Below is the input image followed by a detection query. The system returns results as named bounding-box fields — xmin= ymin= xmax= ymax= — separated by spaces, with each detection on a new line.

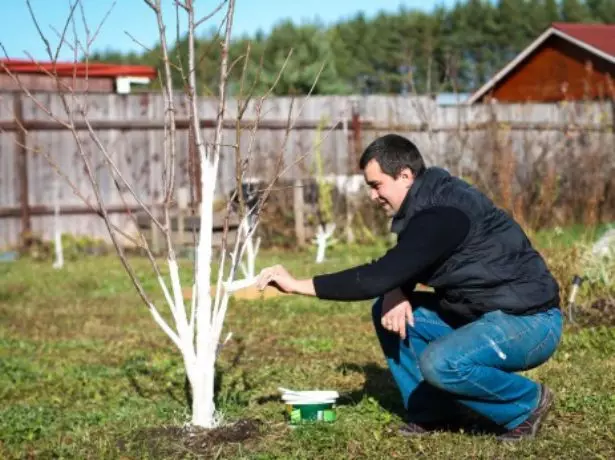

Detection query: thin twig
xmin=195 ymin=0 xmax=228 ymax=28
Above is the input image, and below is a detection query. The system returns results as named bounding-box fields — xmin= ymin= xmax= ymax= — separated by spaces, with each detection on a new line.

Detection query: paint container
xmin=280 ymin=390 xmax=339 ymax=425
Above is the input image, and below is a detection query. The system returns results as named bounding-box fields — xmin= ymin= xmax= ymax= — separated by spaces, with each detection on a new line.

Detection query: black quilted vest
xmin=393 ymin=167 xmax=560 ymax=320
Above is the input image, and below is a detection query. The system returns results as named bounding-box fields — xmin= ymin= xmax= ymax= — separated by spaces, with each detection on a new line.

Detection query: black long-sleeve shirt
xmin=312 ymin=206 xmax=471 ymax=300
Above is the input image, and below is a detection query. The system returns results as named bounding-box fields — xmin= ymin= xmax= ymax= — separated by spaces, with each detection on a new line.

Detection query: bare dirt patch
xmin=120 ymin=419 xmax=264 ymax=458
xmin=575 ymin=298 xmax=615 ymax=327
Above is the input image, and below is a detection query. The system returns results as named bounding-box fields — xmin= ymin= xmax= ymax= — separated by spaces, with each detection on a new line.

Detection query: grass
xmin=1 ymin=235 xmax=614 ymax=459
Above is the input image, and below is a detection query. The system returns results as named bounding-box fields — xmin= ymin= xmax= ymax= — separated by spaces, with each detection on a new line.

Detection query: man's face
xmin=363 ymin=159 xmax=414 ymax=216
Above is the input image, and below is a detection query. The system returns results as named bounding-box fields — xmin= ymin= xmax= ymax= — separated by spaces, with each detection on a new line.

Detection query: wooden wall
xmin=487 ymin=35 xmax=615 ymax=102
xmin=0 ymin=73 xmax=115 ymax=93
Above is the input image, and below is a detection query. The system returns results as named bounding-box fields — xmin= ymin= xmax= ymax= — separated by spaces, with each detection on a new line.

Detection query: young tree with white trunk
xmin=3 ymin=0 xmax=329 ymax=429
xmin=52 ymin=175 xmax=64 ymax=269
xmin=313 ymin=116 xmax=336 ymax=263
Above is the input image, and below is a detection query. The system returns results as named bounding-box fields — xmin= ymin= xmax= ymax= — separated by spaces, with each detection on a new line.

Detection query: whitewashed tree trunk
xmin=314 ymin=223 xmax=336 ymax=263
xmin=52 ymin=176 xmax=64 ymax=270
xmin=592 ymin=228 xmax=615 ymax=258
xmin=240 ymin=215 xmax=260 ymax=279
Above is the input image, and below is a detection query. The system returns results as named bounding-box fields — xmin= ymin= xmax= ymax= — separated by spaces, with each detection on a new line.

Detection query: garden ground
xmin=1 ymin=228 xmax=614 ymax=458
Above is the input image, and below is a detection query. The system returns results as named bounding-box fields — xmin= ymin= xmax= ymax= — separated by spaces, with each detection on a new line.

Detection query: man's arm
xmin=311 ymin=206 xmax=470 ymax=301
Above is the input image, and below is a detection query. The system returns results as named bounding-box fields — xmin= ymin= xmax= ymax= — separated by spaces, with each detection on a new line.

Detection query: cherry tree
xmin=2 ymin=0 xmax=328 ymax=429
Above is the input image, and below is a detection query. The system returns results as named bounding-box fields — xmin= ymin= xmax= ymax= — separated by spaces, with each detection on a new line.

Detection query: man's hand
xmin=381 ymin=288 xmax=414 ymax=339
xmin=256 ymin=264 xmax=296 ymax=293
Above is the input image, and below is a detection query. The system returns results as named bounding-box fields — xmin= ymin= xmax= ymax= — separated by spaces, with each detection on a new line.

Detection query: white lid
xmin=280 ymin=389 xmax=339 ymax=404
xmin=284 ymin=398 xmax=337 ymax=405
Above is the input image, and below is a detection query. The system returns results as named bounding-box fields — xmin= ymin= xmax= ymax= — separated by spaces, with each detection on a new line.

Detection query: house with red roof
xmin=0 ymin=58 xmax=157 ymax=94
xmin=468 ymin=23 xmax=615 ymax=103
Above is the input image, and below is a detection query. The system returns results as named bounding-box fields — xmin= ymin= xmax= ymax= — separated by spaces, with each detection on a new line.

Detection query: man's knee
xmin=419 ymin=342 xmax=468 ymax=390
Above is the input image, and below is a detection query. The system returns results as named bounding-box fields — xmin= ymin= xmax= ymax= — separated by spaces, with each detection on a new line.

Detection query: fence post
xmin=350 ymin=101 xmax=362 ymax=172
xmin=13 ymin=94 xmax=31 ymax=242
xmin=293 ymin=179 xmax=305 ymax=246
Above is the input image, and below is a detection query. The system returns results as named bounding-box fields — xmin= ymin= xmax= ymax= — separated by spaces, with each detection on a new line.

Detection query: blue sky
xmin=1 ymin=0 xmax=456 ymax=61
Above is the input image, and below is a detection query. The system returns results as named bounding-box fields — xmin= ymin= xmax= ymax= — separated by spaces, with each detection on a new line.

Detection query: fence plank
xmin=0 ymin=91 xmax=613 ymax=248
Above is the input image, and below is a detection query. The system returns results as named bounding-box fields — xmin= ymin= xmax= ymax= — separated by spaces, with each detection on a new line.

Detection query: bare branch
xmin=143 ymin=0 xmax=158 ymax=11
xmin=25 ymin=0 xmax=78 ymax=62
xmin=124 ymin=31 xmax=153 ymax=53
xmin=49 ymin=25 xmax=77 ymax=56
xmin=84 ymin=0 xmax=117 ymax=48
xmin=51 ymin=0 xmax=80 ymax=62
xmin=79 ymin=110 xmax=167 ymax=232
xmin=195 ymin=0 xmax=228 ymax=28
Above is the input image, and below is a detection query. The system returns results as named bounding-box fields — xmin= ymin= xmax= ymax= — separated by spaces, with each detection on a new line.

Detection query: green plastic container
xmin=286 ymin=402 xmax=336 ymax=424
xmin=280 ymin=389 xmax=339 ymax=425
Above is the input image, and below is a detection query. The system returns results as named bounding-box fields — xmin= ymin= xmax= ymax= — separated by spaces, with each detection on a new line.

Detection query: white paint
xmin=239 ymin=214 xmax=260 ymax=279
xmin=486 ymin=337 xmax=507 ymax=360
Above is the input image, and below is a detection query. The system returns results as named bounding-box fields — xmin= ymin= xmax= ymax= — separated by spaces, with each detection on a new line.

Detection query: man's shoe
xmin=398 ymin=418 xmax=468 ymax=436
xmin=496 ymin=385 xmax=554 ymax=442
xmin=398 ymin=422 xmax=431 ymax=436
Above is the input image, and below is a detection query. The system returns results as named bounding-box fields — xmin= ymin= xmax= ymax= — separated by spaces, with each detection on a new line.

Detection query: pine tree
xmin=561 ymin=0 xmax=592 ymax=22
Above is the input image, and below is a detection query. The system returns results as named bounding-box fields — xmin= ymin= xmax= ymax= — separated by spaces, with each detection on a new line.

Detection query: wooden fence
xmin=0 ymin=92 xmax=613 ymax=248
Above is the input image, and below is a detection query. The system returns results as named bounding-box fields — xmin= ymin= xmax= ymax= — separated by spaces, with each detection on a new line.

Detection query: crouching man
xmin=257 ymin=134 xmax=562 ymax=441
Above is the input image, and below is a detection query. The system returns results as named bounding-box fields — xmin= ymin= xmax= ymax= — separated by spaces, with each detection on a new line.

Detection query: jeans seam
xmin=524 ymin=329 xmax=556 ymax=368
xmin=460 ymin=370 xmax=537 ymax=418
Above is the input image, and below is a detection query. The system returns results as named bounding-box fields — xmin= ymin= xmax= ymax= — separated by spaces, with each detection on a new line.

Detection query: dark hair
xmin=359 ymin=134 xmax=425 ymax=178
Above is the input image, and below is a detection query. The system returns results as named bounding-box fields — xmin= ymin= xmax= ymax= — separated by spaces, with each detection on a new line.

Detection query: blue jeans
xmin=372 ymin=292 xmax=563 ymax=429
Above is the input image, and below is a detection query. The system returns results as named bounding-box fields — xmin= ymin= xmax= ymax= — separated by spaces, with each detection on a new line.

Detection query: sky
xmin=1 ymin=0 xmax=457 ymax=62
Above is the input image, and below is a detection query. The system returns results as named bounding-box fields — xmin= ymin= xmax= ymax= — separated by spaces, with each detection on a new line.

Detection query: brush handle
xmin=224 ymin=277 xmax=257 ymax=293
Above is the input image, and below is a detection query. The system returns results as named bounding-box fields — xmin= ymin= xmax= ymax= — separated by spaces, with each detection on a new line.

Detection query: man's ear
xmin=399 ymin=167 xmax=414 ymax=185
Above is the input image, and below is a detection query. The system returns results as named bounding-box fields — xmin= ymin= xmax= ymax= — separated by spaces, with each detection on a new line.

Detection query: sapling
xmin=313 ymin=116 xmax=336 ymax=263
xmin=3 ymin=0 xmax=324 ymax=429
xmin=592 ymin=228 xmax=615 ymax=258
xmin=52 ymin=175 xmax=64 ymax=269
xmin=314 ymin=222 xmax=336 ymax=263
xmin=238 ymin=196 xmax=261 ymax=280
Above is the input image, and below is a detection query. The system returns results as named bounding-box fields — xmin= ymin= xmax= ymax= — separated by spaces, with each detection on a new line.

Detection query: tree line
xmin=90 ymin=0 xmax=615 ymax=95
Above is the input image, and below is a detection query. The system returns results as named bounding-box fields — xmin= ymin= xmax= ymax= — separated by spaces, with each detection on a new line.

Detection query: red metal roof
xmin=0 ymin=58 xmax=157 ymax=79
xmin=552 ymin=22 xmax=615 ymax=57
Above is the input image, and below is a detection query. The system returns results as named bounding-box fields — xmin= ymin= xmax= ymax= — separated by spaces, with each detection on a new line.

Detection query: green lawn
xmin=1 ymin=239 xmax=614 ymax=459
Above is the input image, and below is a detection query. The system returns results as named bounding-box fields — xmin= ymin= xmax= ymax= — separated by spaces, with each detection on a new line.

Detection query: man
xmin=256 ymin=134 xmax=562 ymax=441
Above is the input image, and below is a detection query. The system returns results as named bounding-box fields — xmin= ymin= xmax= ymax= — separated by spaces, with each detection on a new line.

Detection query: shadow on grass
xmin=337 ymin=362 xmax=503 ymax=436
xmin=122 ymin=338 xmax=249 ymax=411
xmin=336 ymin=362 xmax=407 ymax=418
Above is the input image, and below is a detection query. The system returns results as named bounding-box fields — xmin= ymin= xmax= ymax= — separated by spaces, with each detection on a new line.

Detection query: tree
xmin=247 ymin=21 xmax=350 ymax=95
xmin=527 ymin=0 xmax=562 ymax=35
xmin=561 ymin=0 xmax=592 ymax=22
xmin=2 ymin=0 xmax=319 ymax=429
xmin=74 ymin=0 xmax=606 ymax=97
xmin=587 ymin=0 xmax=615 ymax=22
